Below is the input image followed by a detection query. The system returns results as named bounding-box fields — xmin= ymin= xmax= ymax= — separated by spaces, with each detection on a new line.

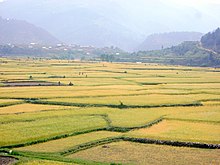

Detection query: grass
xmin=127 ymin=120 xmax=220 ymax=144
xmin=0 ymin=107 xmax=165 ymax=128
xmin=16 ymin=131 xmax=122 ymax=153
xmin=68 ymin=141 xmax=220 ymax=165
xmin=0 ymin=108 xmax=81 ymax=123
xmin=0 ymin=115 xmax=107 ymax=147
xmin=3 ymin=104 xmax=218 ymax=130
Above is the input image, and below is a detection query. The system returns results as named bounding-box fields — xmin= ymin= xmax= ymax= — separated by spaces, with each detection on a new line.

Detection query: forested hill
xmin=116 ymin=29 xmax=220 ymax=67
xmin=137 ymin=32 xmax=203 ymax=51
xmin=201 ymin=28 xmax=220 ymax=53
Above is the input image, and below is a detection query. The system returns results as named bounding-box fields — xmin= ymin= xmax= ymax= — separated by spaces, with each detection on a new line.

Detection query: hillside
xmin=0 ymin=17 xmax=60 ymax=45
xmin=113 ymin=29 xmax=220 ymax=67
xmin=137 ymin=32 xmax=203 ymax=51
xmin=201 ymin=28 xmax=220 ymax=53
xmin=117 ymin=42 xmax=220 ymax=67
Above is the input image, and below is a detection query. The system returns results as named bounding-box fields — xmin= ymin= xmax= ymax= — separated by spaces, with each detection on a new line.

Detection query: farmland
xmin=69 ymin=141 xmax=220 ymax=165
xmin=0 ymin=58 xmax=220 ymax=164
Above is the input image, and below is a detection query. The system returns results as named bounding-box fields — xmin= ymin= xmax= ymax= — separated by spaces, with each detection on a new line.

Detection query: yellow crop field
xmin=0 ymin=99 xmax=23 ymax=105
xmin=127 ymin=120 xmax=220 ymax=144
xmin=0 ymin=58 xmax=219 ymax=164
xmin=124 ymin=77 xmax=220 ymax=84
xmin=165 ymin=105 xmax=220 ymax=122
xmin=47 ymin=94 xmax=198 ymax=106
xmin=69 ymin=141 xmax=220 ymax=165
xmin=38 ymin=77 xmax=135 ymax=86
xmin=0 ymin=103 xmax=73 ymax=114
xmin=17 ymin=160 xmax=74 ymax=165
xmin=0 ymin=85 xmax=143 ymax=98
xmin=203 ymin=101 xmax=220 ymax=106
xmin=162 ymin=83 xmax=220 ymax=90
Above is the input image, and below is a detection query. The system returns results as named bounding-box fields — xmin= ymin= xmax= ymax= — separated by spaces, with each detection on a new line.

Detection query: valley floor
xmin=0 ymin=58 xmax=219 ymax=164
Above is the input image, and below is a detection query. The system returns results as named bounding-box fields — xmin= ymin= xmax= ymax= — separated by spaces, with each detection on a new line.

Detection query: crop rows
xmin=0 ymin=58 xmax=219 ymax=164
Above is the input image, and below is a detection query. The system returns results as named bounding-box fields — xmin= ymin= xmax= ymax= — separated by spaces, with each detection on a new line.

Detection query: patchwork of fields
xmin=0 ymin=58 xmax=220 ymax=164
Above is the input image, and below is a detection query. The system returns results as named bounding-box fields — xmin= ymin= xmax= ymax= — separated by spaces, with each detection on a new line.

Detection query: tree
xmin=100 ymin=54 xmax=115 ymax=62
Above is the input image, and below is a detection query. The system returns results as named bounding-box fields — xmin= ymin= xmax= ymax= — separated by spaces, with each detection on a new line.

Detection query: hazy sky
xmin=0 ymin=0 xmax=220 ymax=50
xmin=1 ymin=0 xmax=220 ymax=34
xmin=1 ymin=0 xmax=220 ymax=7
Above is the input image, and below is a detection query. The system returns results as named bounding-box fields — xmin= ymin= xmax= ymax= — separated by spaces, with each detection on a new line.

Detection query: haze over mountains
xmin=0 ymin=17 xmax=60 ymax=45
xmin=0 ymin=0 xmax=220 ymax=51
xmin=137 ymin=32 xmax=203 ymax=51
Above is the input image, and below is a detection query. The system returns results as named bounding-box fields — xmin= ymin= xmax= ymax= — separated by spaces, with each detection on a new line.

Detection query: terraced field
xmin=0 ymin=58 xmax=219 ymax=164
xmin=69 ymin=142 xmax=220 ymax=165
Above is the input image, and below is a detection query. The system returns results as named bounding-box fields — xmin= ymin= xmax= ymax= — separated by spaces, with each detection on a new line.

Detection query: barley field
xmin=0 ymin=58 xmax=219 ymax=164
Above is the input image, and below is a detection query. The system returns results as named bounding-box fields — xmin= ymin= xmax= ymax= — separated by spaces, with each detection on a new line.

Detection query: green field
xmin=0 ymin=58 xmax=219 ymax=164
xmin=17 ymin=131 xmax=122 ymax=153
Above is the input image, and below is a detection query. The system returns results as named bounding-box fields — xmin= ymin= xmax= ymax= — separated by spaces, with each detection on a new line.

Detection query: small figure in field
xmin=58 ymin=81 xmax=61 ymax=86
xmin=119 ymin=101 xmax=124 ymax=106
xmin=69 ymin=82 xmax=74 ymax=86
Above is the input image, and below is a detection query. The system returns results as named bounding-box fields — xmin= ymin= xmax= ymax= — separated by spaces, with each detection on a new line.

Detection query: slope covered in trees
xmin=120 ymin=41 xmax=219 ymax=67
xmin=115 ymin=29 xmax=220 ymax=67
xmin=137 ymin=32 xmax=203 ymax=51
xmin=201 ymin=28 xmax=220 ymax=53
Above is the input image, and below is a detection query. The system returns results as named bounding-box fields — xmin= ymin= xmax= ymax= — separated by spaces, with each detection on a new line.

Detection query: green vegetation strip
xmin=0 ymin=101 xmax=24 ymax=107
xmin=26 ymin=99 xmax=203 ymax=109
xmin=107 ymin=117 xmax=163 ymax=132
xmin=0 ymin=128 xmax=106 ymax=149
xmin=122 ymin=137 xmax=220 ymax=149
xmin=60 ymin=137 xmax=123 ymax=156
xmin=0 ymin=149 xmax=109 ymax=165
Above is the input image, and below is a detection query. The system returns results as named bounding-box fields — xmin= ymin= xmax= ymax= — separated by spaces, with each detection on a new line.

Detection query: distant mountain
xmin=1 ymin=0 xmax=220 ymax=51
xmin=0 ymin=17 xmax=60 ymax=45
xmin=42 ymin=7 xmax=140 ymax=51
xmin=201 ymin=28 xmax=220 ymax=53
xmin=137 ymin=32 xmax=203 ymax=51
